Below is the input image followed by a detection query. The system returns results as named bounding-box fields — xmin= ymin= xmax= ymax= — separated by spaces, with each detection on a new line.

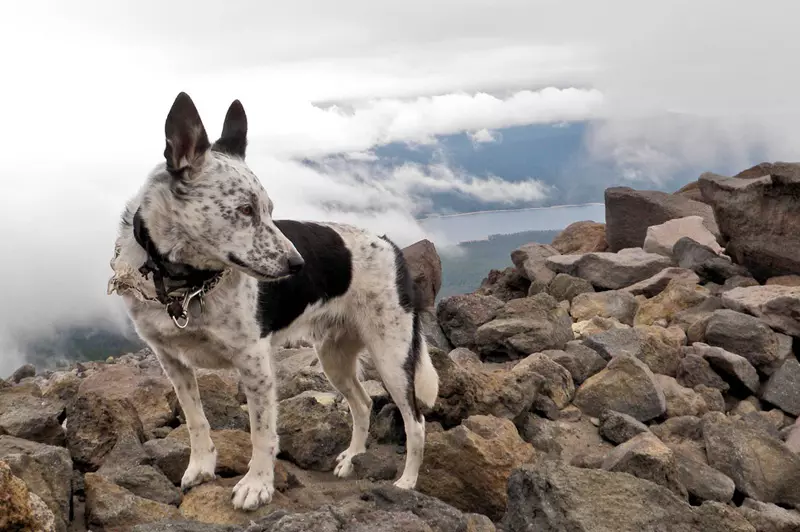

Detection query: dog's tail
xmin=413 ymin=320 xmax=439 ymax=409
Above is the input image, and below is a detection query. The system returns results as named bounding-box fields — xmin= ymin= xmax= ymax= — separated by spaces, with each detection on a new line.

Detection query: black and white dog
xmin=108 ymin=93 xmax=439 ymax=510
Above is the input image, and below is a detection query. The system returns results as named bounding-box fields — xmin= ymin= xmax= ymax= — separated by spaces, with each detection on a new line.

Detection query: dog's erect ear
xmin=164 ymin=92 xmax=210 ymax=177
xmin=212 ymin=100 xmax=248 ymax=159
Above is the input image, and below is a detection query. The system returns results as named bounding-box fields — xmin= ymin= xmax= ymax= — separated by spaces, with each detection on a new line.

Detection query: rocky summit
xmin=4 ymin=162 xmax=800 ymax=531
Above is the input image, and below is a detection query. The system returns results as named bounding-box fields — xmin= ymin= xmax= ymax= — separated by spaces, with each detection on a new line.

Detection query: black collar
xmin=133 ymin=208 xmax=224 ymax=320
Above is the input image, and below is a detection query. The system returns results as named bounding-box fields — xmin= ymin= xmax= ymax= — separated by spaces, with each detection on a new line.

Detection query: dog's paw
xmin=181 ymin=454 xmax=217 ymax=493
xmin=393 ymin=475 xmax=417 ymax=490
xmin=333 ymin=449 xmax=361 ymax=479
xmin=232 ymin=472 xmax=274 ymax=511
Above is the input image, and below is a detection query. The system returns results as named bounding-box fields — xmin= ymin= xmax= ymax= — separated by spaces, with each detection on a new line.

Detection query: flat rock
xmin=583 ymin=325 xmax=684 ymax=377
xmin=546 ymin=248 xmax=673 ymax=290
xmin=644 ymin=215 xmax=724 ymax=257
xmin=570 ymin=290 xmax=638 ymax=325
xmin=417 ymin=415 xmax=536 ymax=521
xmin=85 ymin=472 xmax=181 ymax=532
xmin=623 ymin=267 xmax=701 ymax=298
xmin=551 ymin=221 xmax=608 ymax=254
xmin=436 ymin=293 xmax=504 ymax=350
xmin=604 ymin=187 xmax=719 ymax=252
xmin=601 ymin=432 xmax=687 ymax=499
xmin=722 ymin=285 xmax=800 ymax=336
xmin=0 ymin=385 xmax=65 ymax=446
xmin=674 ymin=451 xmax=735 ymax=503
xmin=704 ymin=309 xmax=792 ymax=370
xmin=573 ymin=355 xmax=666 ymax=422
xmin=178 ymin=480 xmax=290 ymax=526
xmin=761 ymin=358 xmax=800 ymax=416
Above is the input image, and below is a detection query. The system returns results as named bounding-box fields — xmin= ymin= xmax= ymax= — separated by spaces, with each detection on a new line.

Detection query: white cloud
xmin=469 ymin=129 xmax=501 ymax=145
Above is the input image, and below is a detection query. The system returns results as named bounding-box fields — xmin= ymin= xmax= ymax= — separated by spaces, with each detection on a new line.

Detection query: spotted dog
xmin=108 ymin=93 xmax=439 ymax=511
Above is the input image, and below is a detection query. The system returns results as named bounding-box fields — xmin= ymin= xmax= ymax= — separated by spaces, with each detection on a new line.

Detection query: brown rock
xmin=570 ymin=290 xmax=638 ymax=325
xmin=551 ymin=221 xmax=608 ymax=254
xmin=0 ymin=385 xmax=65 ymax=446
xmin=546 ymin=248 xmax=673 ymax=290
xmin=402 ymin=239 xmax=442 ymax=309
xmin=721 ymin=285 xmax=800 ymax=337
xmin=601 ymin=432 xmax=687 ymax=499
xmin=167 ymin=425 xmax=252 ymax=477
xmin=84 ymin=472 xmax=181 ymax=531
xmin=623 ymin=267 xmax=701 ymax=298
xmin=634 ymin=280 xmax=710 ymax=326
xmin=510 ymin=243 xmax=559 ymax=286
xmin=475 ymin=267 xmax=530 ymax=302
xmin=436 ymin=294 xmax=504 ymax=350
xmin=767 ymin=275 xmax=800 ymax=287
xmin=0 ymin=460 xmax=57 ymax=532
xmin=513 ymin=354 xmax=574 ymax=409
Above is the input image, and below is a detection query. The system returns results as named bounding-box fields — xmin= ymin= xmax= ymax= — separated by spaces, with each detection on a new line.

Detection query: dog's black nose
xmin=287 ymin=254 xmax=305 ymax=274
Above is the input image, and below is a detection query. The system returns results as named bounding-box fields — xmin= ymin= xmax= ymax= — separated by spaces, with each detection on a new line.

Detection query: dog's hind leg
xmin=156 ymin=350 xmax=217 ymax=492
xmin=315 ymin=330 xmax=372 ymax=479
xmin=230 ymin=342 xmax=277 ymax=511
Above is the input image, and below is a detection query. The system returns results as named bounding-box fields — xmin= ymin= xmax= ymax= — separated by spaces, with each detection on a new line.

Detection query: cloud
xmin=469 ymin=129 xmax=501 ymax=145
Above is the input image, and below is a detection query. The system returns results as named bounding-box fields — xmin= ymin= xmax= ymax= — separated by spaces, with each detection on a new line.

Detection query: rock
xmin=739 ymin=498 xmax=800 ymax=532
xmin=513 ymin=354 xmax=574 ymax=408
xmin=572 ymin=316 xmax=629 ymax=340
xmin=66 ymin=389 xmax=146 ymax=471
xmin=654 ymin=375 xmax=713 ymax=418
xmin=510 ymin=242 xmax=559 ymax=286
xmin=761 ymin=358 xmax=800 ymax=416
xmin=167 ymin=426 xmax=252 ymax=477
xmin=0 ymin=385 xmax=65 ymax=446
xmin=599 ymin=410 xmax=650 ymax=444
xmin=570 ymin=290 xmax=638 ymax=325
xmin=77 ymin=363 xmax=176 ymax=433
xmin=541 ymin=342 xmax=607 ymax=385
xmin=351 ymin=451 xmax=398 ymax=481
xmin=605 ymin=186 xmax=719 ymax=252
xmin=447 ymin=347 xmax=482 ymax=369
xmin=169 ymin=373 xmax=248 ymax=431
xmin=676 ymin=353 xmax=729 ymax=392
xmin=634 ymin=280 xmax=710 ymax=326
xmin=573 ymin=355 xmax=666 ymax=422
xmin=767 ymin=275 xmax=800 ymax=287
xmin=474 ymin=294 xmax=573 ymax=359
xmin=695 ymin=385 xmax=725 ymax=413
xmin=703 ymin=411 xmax=800 ymax=506
xmin=419 ymin=309 xmax=453 ymax=352
xmin=694 ymin=502 xmax=756 ymax=532
xmin=436 ymin=294 xmax=504 ymax=350
xmin=546 ymin=248 xmax=673 ymax=290
xmin=276 ymin=392 xmax=351 ymax=471
xmin=546 ymin=273 xmax=595 ymax=303
xmin=178 ymin=481 xmax=286 ymax=526
xmin=401 ymin=239 xmax=442 ymax=309
xmin=417 ymin=415 xmax=536 ymax=520
xmin=674 ymin=180 xmax=706 ymax=202
xmin=428 ymin=347 xmax=543 ymax=427
xmin=0 ymin=436 xmax=72 ymax=531
xmin=0 ymin=460 xmax=57 ymax=532
xmin=520 ymin=415 xmax=613 ymax=466
xmin=85 ymin=472 xmax=182 ymax=531
xmin=277 ymin=365 xmax=333 ymax=402
xmin=583 ymin=325 xmax=684 ymax=376
xmin=133 ymin=522 xmax=237 ymax=532
xmin=9 ymin=363 xmax=36 ymax=384
xmin=690 ymin=343 xmax=760 ymax=394
xmin=721 ymin=275 xmax=760 ymax=292
xmin=98 ymin=455 xmax=182 ymax=506
xmin=699 ymin=170 xmax=800 ymax=281
xmin=475 ymin=267 xmax=530 ymax=302
xmin=623 ymin=267 xmax=701 ymax=298
xmin=651 ymin=416 xmax=707 ymax=465
xmin=601 ymin=432 xmax=687 ymax=499
xmin=722 ymin=285 xmax=800 ymax=336
xmin=673 ymin=237 xmax=751 ymax=283
xmin=674 ymin=451 xmax=735 ymax=503
xmin=644 ymin=215 xmax=725 ymax=258
xmin=704 ymin=309 xmax=792 ymax=370
xmin=551 ymin=221 xmax=608 ymax=254
xmin=143 ymin=437 xmax=191 ymax=485
xmin=502 ymin=457 xmax=739 ymax=532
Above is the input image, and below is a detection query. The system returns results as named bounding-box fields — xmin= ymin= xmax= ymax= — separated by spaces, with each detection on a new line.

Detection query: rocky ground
xmin=4 ymin=162 xmax=800 ymax=531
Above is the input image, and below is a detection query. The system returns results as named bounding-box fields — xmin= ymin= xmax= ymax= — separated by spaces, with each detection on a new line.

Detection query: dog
xmin=108 ymin=92 xmax=439 ymax=511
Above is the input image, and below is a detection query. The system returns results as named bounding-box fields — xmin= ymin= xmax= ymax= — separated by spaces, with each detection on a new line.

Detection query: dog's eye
xmin=237 ymin=205 xmax=254 ymax=216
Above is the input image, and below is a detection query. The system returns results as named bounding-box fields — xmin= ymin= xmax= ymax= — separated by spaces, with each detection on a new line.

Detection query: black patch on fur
xmin=381 ymin=235 xmax=423 ymax=422
xmin=256 ymin=221 xmax=352 ymax=336
xmin=164 ymin=92 xmax=210 ymax=177
xmin=212 ymin=99 xmax=248 ymax=158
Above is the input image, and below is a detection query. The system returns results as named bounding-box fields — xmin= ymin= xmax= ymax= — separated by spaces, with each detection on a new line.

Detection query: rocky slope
xmin=3 ymin=161 xmax=800 ymax=531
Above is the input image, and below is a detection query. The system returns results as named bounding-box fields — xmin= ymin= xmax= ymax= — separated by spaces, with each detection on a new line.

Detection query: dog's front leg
xmin=231 ymin=346 xmax=277 ymax=510
xmin=157 ymin=350 xmax=217 ymax=491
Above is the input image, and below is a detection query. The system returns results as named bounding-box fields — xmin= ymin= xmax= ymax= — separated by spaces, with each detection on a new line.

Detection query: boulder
xmin=546 ymin=273 xmax=595 ymax=303
xmin=178 ymin=480 xmax=288 ymax=526
xmin=167 ymin=426 xmax=252 ymax=477
xmin=551 ymin=221 xmax=608 ymax=254
xmin=546 ymin=248 xmax=673 ymax=290
xmin=644 ymin=215 xmax=724 ymax=257
xmin=650 ymin=416 xmax=708 ymax=466
xmin=9 ymin=363 xmax=36 ymax=384
xmin=351 ymin=450 xmax=398 ymax=481
xmin=0 ymin=385 xmax=65 ymax=447
xmin=417 ymin=415 xmax=536 ymax=521
xmin=674 ymin=451 xmax=735 ymax=503
xmin=169 ymin=372 xmax=248 ymax=431
xmin=84 ymin=472 xmax=182 ymax=531
xmin=401 ymin=239 xmax=442 ymax=309
xmin=739 ymin=498 xmax=800 ymax=532
xmin=699 ymin=170 xmax=800 ymax=281
xmin=676 ymin=353 xmax=729 ymax=392
xmin=598 ymin=410 xmax=650 ymax=445
xmin=761 ymin=358 xmax=800 ymax=416
xmin=704 ymin=309 xmax=792 ymax=370
xmin=0 ymin=460 xmax=57 ymax=532
xmin=436 ymin=294 xmax=504 ymax=350
xmin=573 ymin=355 xmax=666 ymax=422
xmin=513 ymin=354 xmax=574 ymax=409
xmin=703 ymin=411 xmax=800 ymax=506
xmin=634 ymin=279 xmax=710 ymax=326
xmin=654 ymin=375 xmax=716 ymax=418
xmin=418 ymin=309 xmax=453 ymax=352
xmin=605 ymin=187 xmax=719 ymax=252
xmin=510 ymin=242 xmax=559 ymax=287
xmin=690 ymin=343 xmax=760 ymax=394
xmin=570 ymin=290 xmax=638 ymax=325
xmin=721 ymin=285 xmax=800 ymax=336
xmin=520 ymin=415 xmax=613 ymax=467
xmin=623 ymin=267 xmax=701 ymax=298
xmin=767 ymin=275 xmax=800 ymax=287
xmin=0 ymin=436 xmax=72 ymax=531
xmin=583 ymin=325 xmax=684 ymax=377
xmin=541 ymin=342 xmax=607 ymax=385
xmin=474 ymin=294 xmax=573 ymax=359
xmin=673 ymin=237 xmax=751 ymax=283
xmin=601 ymin=432 xmax=687 ymax=499
xmin=143 ymin=437 xmax=191 ymax=485
xmin=572 ymin=316 xmax=630 ymax=340
xmin=475 ymin=267 xmax=530 ymax=302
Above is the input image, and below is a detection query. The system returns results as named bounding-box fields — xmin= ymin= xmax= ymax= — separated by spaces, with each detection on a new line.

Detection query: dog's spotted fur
xmin=112 ymin=93 xmax=439 ymax=511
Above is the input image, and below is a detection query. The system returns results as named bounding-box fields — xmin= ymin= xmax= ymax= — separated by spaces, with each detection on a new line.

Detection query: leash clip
xmin=169 ymin=287 xmax=205 ymax=329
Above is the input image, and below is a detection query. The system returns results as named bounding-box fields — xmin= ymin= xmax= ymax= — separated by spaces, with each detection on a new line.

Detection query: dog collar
xmin=131 ymin=208 xmax=227 ymax=328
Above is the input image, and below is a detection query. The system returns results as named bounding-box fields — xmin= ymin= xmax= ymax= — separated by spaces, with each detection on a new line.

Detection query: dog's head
xmin=145 ymin=92 xmax=304 ymax=280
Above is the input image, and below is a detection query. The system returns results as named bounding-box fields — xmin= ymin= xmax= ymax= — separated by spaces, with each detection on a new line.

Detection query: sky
xmin=1 ymin=0 xmax=799 ymax=373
